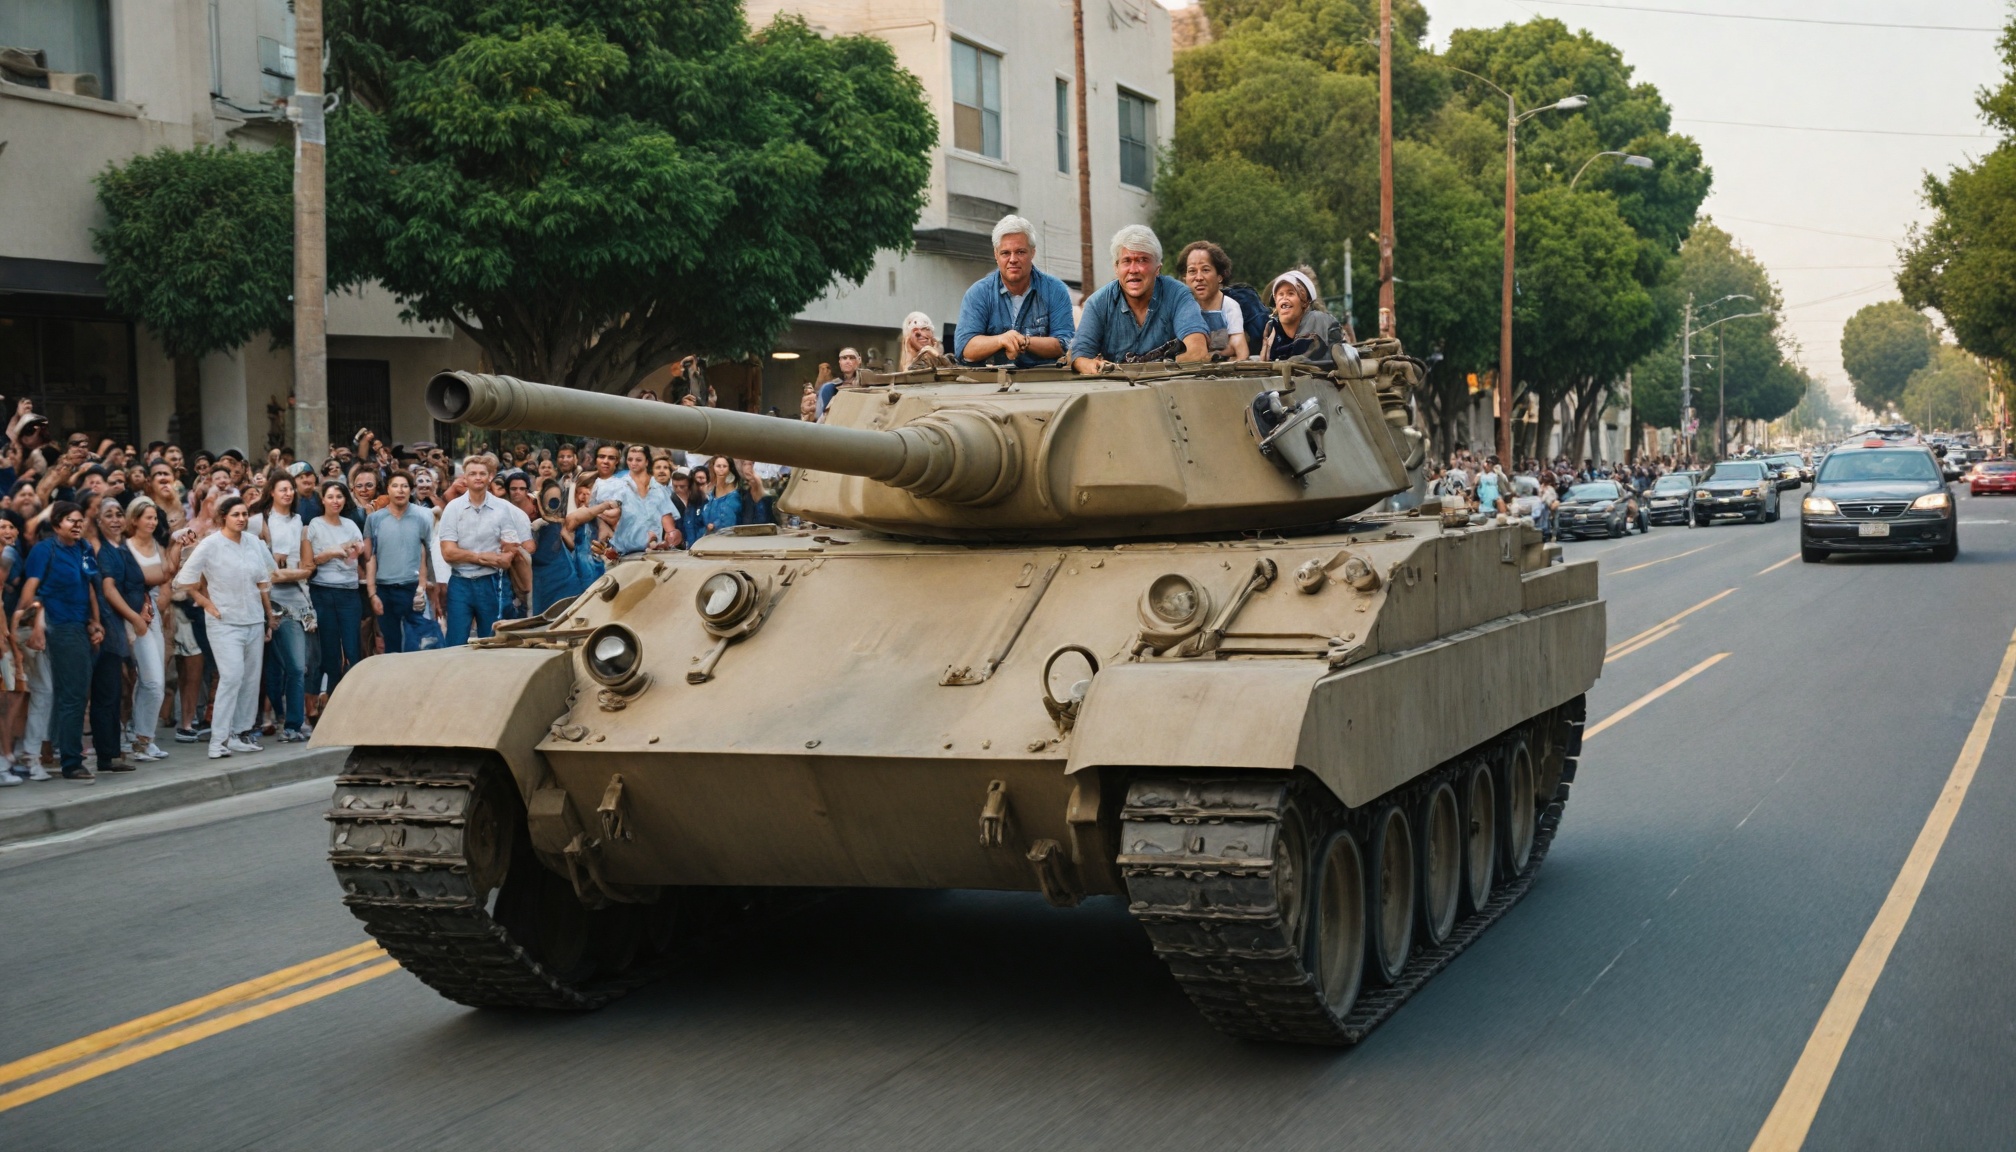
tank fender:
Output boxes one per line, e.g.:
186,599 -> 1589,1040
310,648 -> 573,796
1065,661 -> 1328,775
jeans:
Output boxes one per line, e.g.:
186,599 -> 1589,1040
266,613 -> 308,731
129,609 -> 166,747
90,649 -> 125,768
310,583 -> 364,691
46,622 -> 91,774
445,573 -> 503,646
376,582 -> 423,654
208,621 -> 264,755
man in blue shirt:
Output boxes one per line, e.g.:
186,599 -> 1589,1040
1068,225 -> 1211,372
954,215 -> 1078,367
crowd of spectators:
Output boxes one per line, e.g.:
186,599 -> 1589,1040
0,405 -> 778,783
1425,450 -> 1698,540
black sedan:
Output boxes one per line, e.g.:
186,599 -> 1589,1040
1554,480 -> 1644,539
1691,460 -> 1781,526
1801,444 -> 1956,563
1764,452 -> 1806,490
1642,472 -> 1697,525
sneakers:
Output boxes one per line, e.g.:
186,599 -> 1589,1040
278,728 -> 311,744
207,747 -> 232,759
132,743 -> 170,762
174,728 -> 202,743
224,737 -> 262,754
25,765 -> 52,782
0,772 -> 19,787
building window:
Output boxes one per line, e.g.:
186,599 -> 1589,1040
0,0 -> 115,99
0,303 -> 136,447
257,0 -> 296,104
1118,89 -> 1156,190
951,39 -> 1002,159
1055,78 -> 1070,173
329,360 -> 392,449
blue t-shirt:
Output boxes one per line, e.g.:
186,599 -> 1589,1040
701,490 -> 747,538
675,500 -> 707,551
953,267 -> 1079,367
24,537 -> 97,627
607,479 -> 674,555
1476,472 -> 1502,508
94,541 -> 144,659
1067,275 -> 1209,363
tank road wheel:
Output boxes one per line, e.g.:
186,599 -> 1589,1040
1459,760 -> 1497,916
1416,782 -> 1463,947
1311,830 -> 1367,1018
326,749 -> 661,1010
1498,739 -> 1540,881
1366,805 -> 1416,984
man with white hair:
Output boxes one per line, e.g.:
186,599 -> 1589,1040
1068,225 -> 1210,373
952,214 -> 1077,367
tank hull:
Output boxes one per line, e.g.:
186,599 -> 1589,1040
315,516 -> 1600,897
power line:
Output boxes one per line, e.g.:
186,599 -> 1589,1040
1772,265 -> 1898,270
1782,282 -> 1895,310
1677,117 -> 1990,140
1714,215 -> 1901,243
1525,1 -> 2000,32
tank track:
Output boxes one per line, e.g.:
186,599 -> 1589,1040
326,751 -> 650,1010
1121,720 -> 1576,1046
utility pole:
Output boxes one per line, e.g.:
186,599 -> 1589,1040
1377,0 -> 1396,338
1072,0 -> 1095,295
290,0 -> 328,463
1497,90 -> 1515,466
1680,293 -> 1693,460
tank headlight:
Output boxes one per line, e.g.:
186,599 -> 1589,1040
695,570 -> 762,635
583,623 -> 646,691
1139,573 -> 1212,647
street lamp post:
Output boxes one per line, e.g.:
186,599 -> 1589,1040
1496,91 -> 1586,466
1569,150 -> 1654,190
1679,293 -> 1765,461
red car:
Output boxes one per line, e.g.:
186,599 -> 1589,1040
1970,460 -> 2016,495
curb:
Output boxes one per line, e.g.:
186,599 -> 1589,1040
0,745 -> 350,847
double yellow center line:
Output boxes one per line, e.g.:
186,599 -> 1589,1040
0,941 -> 398,1114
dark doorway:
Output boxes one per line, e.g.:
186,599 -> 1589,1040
328,358 -> 392,453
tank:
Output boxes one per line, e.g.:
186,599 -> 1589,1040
316,347 -> 1604,1043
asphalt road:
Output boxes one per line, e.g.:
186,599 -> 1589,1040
5,492 -> 2016,1151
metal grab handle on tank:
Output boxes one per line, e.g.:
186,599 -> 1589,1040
426,371 -> 1022,506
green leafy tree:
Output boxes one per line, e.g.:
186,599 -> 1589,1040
1839,301 -> 1937,413
1898,345 -> 1992,430
1900,18 -> 2016,374
325,0 -> 936,392
92,145 -> 293,358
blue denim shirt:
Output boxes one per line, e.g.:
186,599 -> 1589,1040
1067,275 -> 1208,363
953,267 -> 1078,367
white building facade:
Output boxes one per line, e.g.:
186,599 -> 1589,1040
0,0 -> 483,455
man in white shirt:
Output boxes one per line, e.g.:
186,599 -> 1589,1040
435,455 -> 518,644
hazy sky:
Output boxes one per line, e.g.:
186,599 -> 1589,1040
1165,0 -> 2010,404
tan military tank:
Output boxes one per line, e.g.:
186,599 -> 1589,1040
315,345 -> 1604,1044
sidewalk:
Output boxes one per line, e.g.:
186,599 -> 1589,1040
0,738 -> 350,846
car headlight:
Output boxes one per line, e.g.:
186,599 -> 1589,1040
1741,488 -> 1757,497
1910,491 -> 1952,512
1695,489 -> 1712,500
1803,496 -> 1838,515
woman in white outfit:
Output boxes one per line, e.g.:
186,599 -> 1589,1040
122,497 -> 177,761
173,496 -> 276,759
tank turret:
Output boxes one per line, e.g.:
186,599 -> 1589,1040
426,354 -> 1425,540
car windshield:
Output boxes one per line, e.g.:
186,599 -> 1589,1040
1816,450 -> 1940,483
1566,482 -> 1620,501
1705,462 -> 1765,482
1768,456 -> 1802,468
1652,476 -> 1691,492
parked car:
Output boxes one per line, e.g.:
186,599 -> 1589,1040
1643,472 -> 1697,526
1692,460 -> 1781,526
1554,480 -> 1645,539
1764,452 -> 1806,491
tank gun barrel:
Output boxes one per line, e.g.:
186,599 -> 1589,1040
426,371 -> 1020,505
